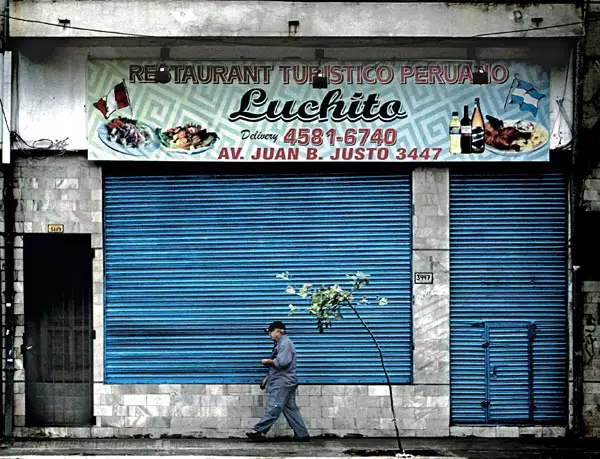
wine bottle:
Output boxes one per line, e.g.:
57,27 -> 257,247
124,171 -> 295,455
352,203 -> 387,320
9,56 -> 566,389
460,105 -> 471,154
471,98 -> 485,153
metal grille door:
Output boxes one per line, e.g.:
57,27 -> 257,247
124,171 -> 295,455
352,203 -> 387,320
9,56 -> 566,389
24,235 -> 93,427
450,171 -> 567,424
486,322 -> 534,423
104,173 -> 412,384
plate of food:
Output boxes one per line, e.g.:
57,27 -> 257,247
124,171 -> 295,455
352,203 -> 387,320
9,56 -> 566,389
484,116 -> 549,155
156,123 -> 219,155
97,117 -> 160,157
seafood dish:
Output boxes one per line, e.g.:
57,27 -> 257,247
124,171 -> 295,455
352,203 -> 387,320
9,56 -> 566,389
157,123 -> 218,151
97,117 -> 160,157
104,117 -> 153,148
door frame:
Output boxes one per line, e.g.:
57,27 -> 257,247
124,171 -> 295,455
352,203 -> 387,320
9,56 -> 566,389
23,233 -> 94,427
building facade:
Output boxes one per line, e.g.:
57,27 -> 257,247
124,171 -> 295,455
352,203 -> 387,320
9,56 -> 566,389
0,0 -> 588,439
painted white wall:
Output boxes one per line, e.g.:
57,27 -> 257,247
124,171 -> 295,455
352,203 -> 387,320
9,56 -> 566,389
13,41 -> 575,151
15,45 -> 89,150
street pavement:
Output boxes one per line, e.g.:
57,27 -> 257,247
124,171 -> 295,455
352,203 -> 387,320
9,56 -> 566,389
1,437 -> 600,459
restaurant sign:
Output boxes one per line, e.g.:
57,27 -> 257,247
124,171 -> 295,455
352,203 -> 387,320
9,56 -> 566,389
87,60 -> 550,162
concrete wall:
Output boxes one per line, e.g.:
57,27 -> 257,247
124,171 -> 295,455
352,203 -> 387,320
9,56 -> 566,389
4,0 -> 579,154
9,2 -> 582,39
8,160 -> 453,438
582,281 -> 600,437
7,154 -> 104,429
0,158 -> 568,439
11,41 -> 574,155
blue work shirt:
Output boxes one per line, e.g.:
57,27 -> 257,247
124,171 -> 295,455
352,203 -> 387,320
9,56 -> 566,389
268,334 -> 298,389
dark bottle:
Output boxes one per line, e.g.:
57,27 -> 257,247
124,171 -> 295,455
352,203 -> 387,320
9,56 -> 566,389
460,105 -> 472,154
471,98 -> 485,153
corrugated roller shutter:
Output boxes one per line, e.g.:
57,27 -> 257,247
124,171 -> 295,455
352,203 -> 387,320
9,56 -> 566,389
450,171 -> 567,424
104,174 -> 412,384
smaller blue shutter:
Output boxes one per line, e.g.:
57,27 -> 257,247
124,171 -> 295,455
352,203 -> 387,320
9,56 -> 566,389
103,174 -> 412,384
450,171 -> 567,424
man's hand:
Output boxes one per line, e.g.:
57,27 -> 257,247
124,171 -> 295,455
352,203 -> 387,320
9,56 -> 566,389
261,359 -> 274,366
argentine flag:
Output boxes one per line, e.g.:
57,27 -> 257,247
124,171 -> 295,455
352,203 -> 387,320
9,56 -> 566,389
505,76 -> 545,117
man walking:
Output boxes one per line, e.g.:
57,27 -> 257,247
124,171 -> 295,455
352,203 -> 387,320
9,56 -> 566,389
246,321 -> 310,442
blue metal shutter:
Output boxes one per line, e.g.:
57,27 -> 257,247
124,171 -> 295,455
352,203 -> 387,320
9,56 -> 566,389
450,171 -> 567,424
104,174 -> 412,384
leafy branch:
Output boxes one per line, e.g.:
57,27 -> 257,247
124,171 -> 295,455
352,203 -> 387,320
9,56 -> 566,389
278,271 -> 387,333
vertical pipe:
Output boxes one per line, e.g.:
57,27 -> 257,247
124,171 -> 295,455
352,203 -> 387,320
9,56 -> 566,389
570,36 -> 586,439
2,161 -> 14,437
0,49 -> 4,437
1,46 -> 14,437
1,51 -> 10,165
572,264 -> 583,437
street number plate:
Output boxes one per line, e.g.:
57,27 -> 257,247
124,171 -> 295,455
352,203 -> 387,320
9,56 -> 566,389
415,272 -> 433,284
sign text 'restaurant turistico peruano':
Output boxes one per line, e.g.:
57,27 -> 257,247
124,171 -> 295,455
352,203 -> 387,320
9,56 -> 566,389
87,61 -> 550,162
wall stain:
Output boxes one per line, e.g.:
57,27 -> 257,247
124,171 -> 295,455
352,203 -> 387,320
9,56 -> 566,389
584,307 -> 600,365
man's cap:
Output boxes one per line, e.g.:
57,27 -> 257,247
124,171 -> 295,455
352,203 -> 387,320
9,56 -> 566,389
264,320 -> 286,333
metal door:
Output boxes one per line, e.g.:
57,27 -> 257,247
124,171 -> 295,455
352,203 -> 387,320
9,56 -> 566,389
485,322 -> 534,423
103,173 -> 413,384
450,171 -> 567,424
24,234 -> 94,426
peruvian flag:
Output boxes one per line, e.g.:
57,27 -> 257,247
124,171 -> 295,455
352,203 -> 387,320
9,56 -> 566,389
93,81 -> 130,118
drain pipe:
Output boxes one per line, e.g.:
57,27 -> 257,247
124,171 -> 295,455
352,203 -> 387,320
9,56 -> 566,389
570,36 -> 586,439
1,9 -> 14,435
2,160 -> 15,438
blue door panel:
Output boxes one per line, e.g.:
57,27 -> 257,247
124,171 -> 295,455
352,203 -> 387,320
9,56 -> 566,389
486,322 -> 533,423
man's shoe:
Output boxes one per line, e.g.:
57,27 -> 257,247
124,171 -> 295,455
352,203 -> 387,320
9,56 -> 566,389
293,435 -> 310,442
246,430 -> 267,442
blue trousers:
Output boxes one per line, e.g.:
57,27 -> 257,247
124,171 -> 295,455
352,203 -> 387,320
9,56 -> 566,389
254,385 -> 309,437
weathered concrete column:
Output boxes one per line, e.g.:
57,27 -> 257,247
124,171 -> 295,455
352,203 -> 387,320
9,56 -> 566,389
411,167 -> 450,436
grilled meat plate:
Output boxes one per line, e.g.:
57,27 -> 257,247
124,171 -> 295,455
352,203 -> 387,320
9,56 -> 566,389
484,116 -> 532,152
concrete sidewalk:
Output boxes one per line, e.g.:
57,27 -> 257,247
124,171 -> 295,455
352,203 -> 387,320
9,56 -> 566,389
0,437 -> 599,459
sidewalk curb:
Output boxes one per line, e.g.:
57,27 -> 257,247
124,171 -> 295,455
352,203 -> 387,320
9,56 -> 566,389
0,456 -> 462,459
